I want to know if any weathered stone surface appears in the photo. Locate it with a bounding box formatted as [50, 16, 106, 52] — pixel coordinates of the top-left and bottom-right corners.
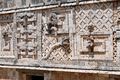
[0, 0, 119, 74]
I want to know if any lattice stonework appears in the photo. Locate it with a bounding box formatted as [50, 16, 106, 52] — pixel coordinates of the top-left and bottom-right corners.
[75, 2, 114, 60]
[75, 3, 113, 33]
[42, 34, 72, 61]
[41, 10, 72, 61]
[113, 31, 117, 62]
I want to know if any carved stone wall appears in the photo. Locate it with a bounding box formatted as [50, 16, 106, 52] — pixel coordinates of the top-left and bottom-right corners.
[0, 0, 119, 71]
[41, 9, 72, 62]
[75, 2, 114, 61]
[16, 12, 38, 59]
[0, 14, 14, 58]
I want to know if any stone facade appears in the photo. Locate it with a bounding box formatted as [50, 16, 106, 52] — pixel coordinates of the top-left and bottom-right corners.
[0, 68, 119, 80]
[0, 0, 120, 80]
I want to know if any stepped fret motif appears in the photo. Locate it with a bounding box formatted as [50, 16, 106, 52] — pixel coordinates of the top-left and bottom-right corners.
[17, 12, 37, 59]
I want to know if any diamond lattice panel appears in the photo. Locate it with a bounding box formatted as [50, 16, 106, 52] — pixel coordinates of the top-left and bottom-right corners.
[48, 45, 71, 61]
[42, 34, 72, 61]
[75, 2, 114, 60]
[75, 3, 113, 34]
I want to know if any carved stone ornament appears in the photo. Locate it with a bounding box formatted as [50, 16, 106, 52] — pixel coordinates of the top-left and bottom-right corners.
[46, 12, 58, 35]
[17, 12, 37, 59]
[42, 12, 66, 36]
[2, 24, 12, 51]
[80, 25, 108, 58]
[42, 37, 70, 60]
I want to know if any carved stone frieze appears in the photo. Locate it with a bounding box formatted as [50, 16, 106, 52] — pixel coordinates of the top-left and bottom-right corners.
[0, 22, 14, 57]
[42, 11, 67, 36]
[78, 24, 112, 60]
[0, 14, 13, 23]
[16, 12, 37, 59]
[17, 12, 36, 22]
[42, 37, 71, 61]
[1, 24, 12, 51]
[41, 9, 72, 62]
[75, 2, 114, 61]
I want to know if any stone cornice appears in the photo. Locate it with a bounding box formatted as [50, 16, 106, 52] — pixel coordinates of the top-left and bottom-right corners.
[0, 0, 115, 14]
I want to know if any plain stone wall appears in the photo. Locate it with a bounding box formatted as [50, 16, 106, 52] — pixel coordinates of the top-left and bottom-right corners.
[0, 68, 119, 80]
[0, 68, 18, 80]
[50, 72, 109, 80]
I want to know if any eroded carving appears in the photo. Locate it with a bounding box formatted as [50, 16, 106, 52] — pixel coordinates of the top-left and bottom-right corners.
[17, 12, 37, 59]
[47, 13, 58, 35]
[86, 25, 95, 54]
[42, 12, 66, 36]
[2, 24, 12, 51]
[80, 25, 108, 58]
[41, 10, 71, 62]
[42, 37, 71, 60]
[0, 14, 13, 23]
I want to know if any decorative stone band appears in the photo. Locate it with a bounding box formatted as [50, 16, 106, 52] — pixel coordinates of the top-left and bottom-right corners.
[0, 14, 13, 23]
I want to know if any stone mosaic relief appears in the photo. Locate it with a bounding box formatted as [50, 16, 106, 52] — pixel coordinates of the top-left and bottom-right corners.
[0, 14, 14, 57]
[75, 2, 114, 60]
[16, 12, 38, 59]
[0, 1, 120, 70]
[41, 10, 72, 62]
[0, 23, 14, 57]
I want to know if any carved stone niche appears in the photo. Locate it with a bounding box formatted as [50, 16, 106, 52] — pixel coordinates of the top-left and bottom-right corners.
[42, 11, 67, 36]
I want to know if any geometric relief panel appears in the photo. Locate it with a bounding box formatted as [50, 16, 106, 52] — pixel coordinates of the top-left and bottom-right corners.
[0, 23, 14, 57]
[41, 34, 72, 62]
[75, 2, 114, 60]
[41, 10, 72, 61]
[79, 34, 113, 60]
[16, 12, 37, 59]
[48, 45, 71, 62]
[75, 2, 113, 34]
